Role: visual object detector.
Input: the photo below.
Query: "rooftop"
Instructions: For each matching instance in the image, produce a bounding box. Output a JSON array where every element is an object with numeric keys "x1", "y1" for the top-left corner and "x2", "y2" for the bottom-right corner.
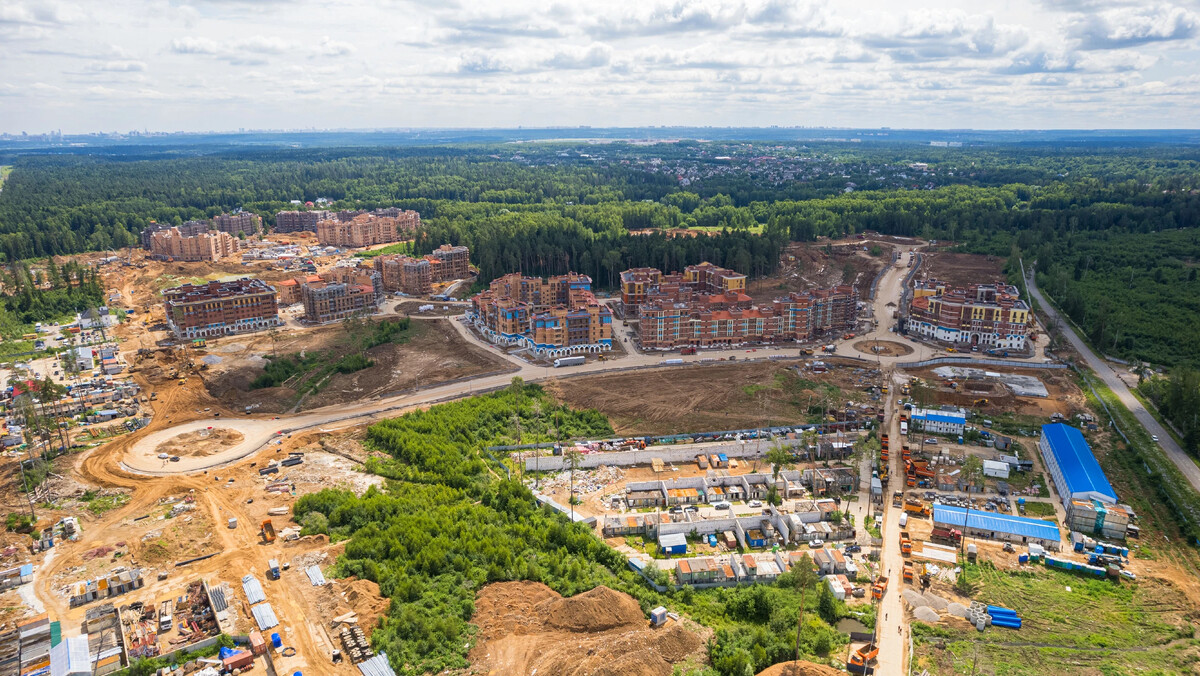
[
  {"x1": 1041, "y1": 423, "x2": 1117, "y2": 504},
  {"x1": 933, "y1": 504, "x2": 1060, "y2": 542}
]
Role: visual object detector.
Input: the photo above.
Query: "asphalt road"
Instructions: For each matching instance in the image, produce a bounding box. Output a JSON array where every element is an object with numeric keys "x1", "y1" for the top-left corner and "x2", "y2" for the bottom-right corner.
[{"x1": 1024, "y1": 265, "x2": 1200, "y2": 493}]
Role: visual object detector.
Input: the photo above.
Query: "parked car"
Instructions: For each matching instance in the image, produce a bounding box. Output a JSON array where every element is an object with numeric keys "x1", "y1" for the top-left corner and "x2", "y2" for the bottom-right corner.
[
  {"x1": 844, "y1": 544, "x2": 862, "y2": 554},
  {"x1": 809, "y1": 539, "x2": 825, "y2": 549},
  {"x1": 713, "y1": 501, "x2": 732, "y2": 510},
  {"x1": 668, "y1": 506, "x2": 683, "y2": 514},
  {"x1": 1151, "y1": 435, "x2": 1160, "y2": 442},
  {"x1": 748, "y1": 500, "x2": 763, "y2": 508}
]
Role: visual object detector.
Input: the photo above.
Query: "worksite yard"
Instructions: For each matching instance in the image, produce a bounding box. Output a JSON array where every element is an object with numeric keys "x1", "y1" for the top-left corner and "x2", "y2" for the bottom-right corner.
[
  {"x1": 746, "y1": 241, "x2": 893, "y2": 302},
  {"x1": 901, "y1": 365, "x2": 1085, "y2": 420},
  {"x1": 911, "y1": 562, "x2": 1200, "y2": 675},
  {"x1": 202, "y1": 317, "x2": 512, "y2": 413},
  {"x1": 546, "y1": 359, "x2": 882, "y2": 436},
  {"x1": 467, "y1": 581, "x2": 706, "y2": 676},
  {"x1": 915, "y1": 250, "x2": 1007, "y2": 288}
]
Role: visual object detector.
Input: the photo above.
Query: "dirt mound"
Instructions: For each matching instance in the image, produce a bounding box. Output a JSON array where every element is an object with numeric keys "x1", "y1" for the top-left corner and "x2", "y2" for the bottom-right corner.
[
  {"x1": 540, "y1": 585, "x2": 645, "y2": 632},
  {"x1": 470, "y1": 581, "x2": 705, "y2": 676},
  {"x1": 757, "y1": 661, "x2": 844, "y2": 676}
]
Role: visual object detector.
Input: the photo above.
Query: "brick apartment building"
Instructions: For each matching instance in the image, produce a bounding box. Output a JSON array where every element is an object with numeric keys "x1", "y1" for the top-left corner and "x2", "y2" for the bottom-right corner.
[
  {"x1": 620, "y1": 262, "x2": 748, "y2": 317},
  {"x1": 211, "y1": 212, "x2": 261, "y2": 236},
  {"x1": 300, "y1": 281, "x2": 379, "y2": 324},
  {"x1": 163, "y1": 278, "x2": 281, "y2": 339},
  {"x1": 315, "y1": 209, "x2": 421, "y2": 248},
  {"x1": 638, "y1": 286, "x2": 858, "y2": 349},
  {"x1": 468, "y1": 272, "x2": 612, "y2": 356},
  {"x1": 273, "y1": 274, "x2": 324, "y2": 305},
  {"x1": 140, "y1": 220, "x2": 210, "y2": 248},
  {"x1": 904, "y1": 280, "x2": 1032, "y2": 350},
  {"x1": 148, "y1": 227, "x2": 241, "y2": 262},
  {"x1": 373, "y1": 244, "x2": 472, "y2": 296},
  {"x1": 274, "y1": 210, "x2": 334, "y2": 233}
]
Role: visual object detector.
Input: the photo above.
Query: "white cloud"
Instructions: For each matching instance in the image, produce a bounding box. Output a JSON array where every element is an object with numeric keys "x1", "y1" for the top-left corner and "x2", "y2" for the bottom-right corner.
[
  {"x1": 1067, "y1": 5, "x2": 1199, "y2": 49},
  {"x1": 1, "y1": 0, "x2": 1198, "y2": 131}
]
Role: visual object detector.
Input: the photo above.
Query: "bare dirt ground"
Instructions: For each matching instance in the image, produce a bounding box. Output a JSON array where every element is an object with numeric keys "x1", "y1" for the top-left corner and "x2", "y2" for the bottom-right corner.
[
  {"x1": 756, "y1": 662, "x2": 843, "y2": 676},
  {"x1": 203, "y1": 318, "x2": 512, "y2": 413},
  {"x1": 468, "y1": 581, "x2": 706, "y2": 676},
  {"x1": 154, "y1": 428, "x2": 244, "y2": 458},
  {"x1": 905, "y1": 365, "x2": 1085, "y2": 419},
  {"x1": 747, "y1": 241, "x2": 892, "y2": 302},
  {"x1": 545, "y1": 360, "x2": 880, "y2": 435},
  {"x1": 854, "y1": 340, "x2": 913, "y2": 357},
  {"x1": 916, "y1": 250, "x2": 1007, "y2": 288}
]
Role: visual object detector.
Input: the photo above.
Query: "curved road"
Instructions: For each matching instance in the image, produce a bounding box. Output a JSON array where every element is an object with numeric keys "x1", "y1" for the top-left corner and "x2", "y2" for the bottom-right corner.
[{"x1": 1023, "y1": 263, "x2": 1200, "y2": 493}]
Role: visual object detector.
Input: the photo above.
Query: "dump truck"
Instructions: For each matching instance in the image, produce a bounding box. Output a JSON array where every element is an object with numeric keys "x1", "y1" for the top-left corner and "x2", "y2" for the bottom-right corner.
[
  {"x1": 848, "y1": 643, "x2": 879, "y2": 669},
  {"x1": 261, "y1": 520, "x2": 277, "y2": 544},
  {"x1": 900, "y1": 531, "x2": 912, "y2": 556},
  {"x1": 872, "y1": 576, "x2": 888, "y2": 600},
  {"x1": 904, "y1": 499, "x2": 930, "y2": 517},
  {"x1": 881, "y1": 384, "x2": 889, "y2": 394},
  {"x1": 892, "y1": 491, "x2": 903, "y2": 508},
  {"x1": 903, "y1": 561, "x2": 914, "y2": 583},
  {"x1": 931, "y1": 527, "x2": 962, "y2": 545},
  {"x1": 268, "y1": 559, "x2": 281, "y2": 580}
]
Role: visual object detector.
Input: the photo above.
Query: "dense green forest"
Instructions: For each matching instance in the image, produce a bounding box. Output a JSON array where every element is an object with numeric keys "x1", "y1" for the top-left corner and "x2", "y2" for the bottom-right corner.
[
  {"x1": 0, "y1": 258, "x2": 104, "y2": 340},
  {"x1": 293, "y1": 381, "x2": 855, "y2": 675}
]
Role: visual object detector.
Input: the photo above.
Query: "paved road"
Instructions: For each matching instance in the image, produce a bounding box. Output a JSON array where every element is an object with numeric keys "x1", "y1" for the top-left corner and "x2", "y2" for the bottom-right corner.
[{"x1": 1024, "y1": 264, "x2": 1200, "y2": 493}]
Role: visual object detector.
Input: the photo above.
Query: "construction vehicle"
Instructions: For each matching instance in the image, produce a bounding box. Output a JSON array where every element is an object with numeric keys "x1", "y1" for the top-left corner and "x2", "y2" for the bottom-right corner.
[
  {"x1": 802, "y1": 348, "x2": 814, "y2": 355},
  {"x1": 903, "y1": 561, "x2": 914, "y2": 583},
  {"x1": 892, "y1": 491, "x2": 903, "y2": 508},
  {"x1": 158, "y1": 599, "x2": 173, "y2": 633},
  {"x1": 973, "y1": 398, "x2": 989, "y2": 407},
  {"x1": 268, "y1": 558, "x2": 281, "y2": 580},
  {"x1": 900, "y1": 384, "x2": 911, "y2": 395},
  {"x1": 900, "y1": 531, "x2": 912, "y2": 556},
  {"x1": 261, "y1": 520, "x2": 277, "y2": 544},
  {"x1": 871, "y1": 576, "x2": 888, "y2": 600},
  {"x1": 904, "y1": 499, "x2": 931, "y2": 517},
  {"x1": 931, "y1": 527, "x2": 962, "y2": 545},
  {"x1": 848, "y1": 643, "x2": 879, "y2": 670}
]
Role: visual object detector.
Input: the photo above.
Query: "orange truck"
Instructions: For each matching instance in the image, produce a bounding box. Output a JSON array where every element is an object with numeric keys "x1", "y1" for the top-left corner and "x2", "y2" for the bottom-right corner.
[
  {"x1": 872, "y1": 576, "x2": 888, "y2": 600},
  {"x1": 903, "y1": 561, "x2": 914, "y2": 583},
  {"x1": 261, "y1": 520, "x2": 276, "y2": 544},
  {"x1": 900, "y1": 531, "x2": 912, "y2": 556},
  {"x1": 904, "y1": 499, "x2": 931, "y2": 517},
  {"x1": 849, "y1": 643, "x2": 879, "y2": 668}
]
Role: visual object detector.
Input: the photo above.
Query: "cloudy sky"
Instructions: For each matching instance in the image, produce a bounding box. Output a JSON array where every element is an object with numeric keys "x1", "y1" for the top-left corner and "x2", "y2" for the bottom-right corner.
[{"x1": 2, "y1": 0, "x2": 1199, "y2": 133}]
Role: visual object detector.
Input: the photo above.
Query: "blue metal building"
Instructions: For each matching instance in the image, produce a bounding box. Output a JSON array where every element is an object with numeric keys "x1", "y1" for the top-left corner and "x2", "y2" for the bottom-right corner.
[
  {"x1": 933, "y1": 504, "x2": 1062, "y2": 549},
  {"x1": 1038, "y1": 423, "x2": 1117, "y2": 508}
]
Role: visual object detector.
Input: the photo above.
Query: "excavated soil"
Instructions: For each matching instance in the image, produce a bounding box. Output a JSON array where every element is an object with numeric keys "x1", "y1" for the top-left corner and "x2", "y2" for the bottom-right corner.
[
  {"x1": 154, "y1": 428, "x2": 244, "y2": 457},
  {"x1": 469, "y1": 581, "x2": 704, "y2": 676},
  {"x1": 756, "y1": 661, "x2": 844, "y2": 676}
]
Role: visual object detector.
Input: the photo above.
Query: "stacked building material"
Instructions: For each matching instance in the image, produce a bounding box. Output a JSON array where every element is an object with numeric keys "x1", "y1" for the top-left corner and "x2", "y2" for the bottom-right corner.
[{"x1": 339, "y1": 625, "x2": 373, "y2": 664}]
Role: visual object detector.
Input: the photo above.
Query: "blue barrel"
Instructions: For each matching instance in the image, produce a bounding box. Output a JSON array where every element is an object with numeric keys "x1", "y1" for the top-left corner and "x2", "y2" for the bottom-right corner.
[{"x1": 271, "y1": 632, "x2": 282, "y2": 648}]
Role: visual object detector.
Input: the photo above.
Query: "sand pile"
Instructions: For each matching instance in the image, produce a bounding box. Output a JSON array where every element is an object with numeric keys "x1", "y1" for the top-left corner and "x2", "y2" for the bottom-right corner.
[
  {"x1": 541, "y1": 585, "x2": 646, "y2": 632},
  {"x1": 757, "y1": 661, "x2": 844, "y2": 676}
]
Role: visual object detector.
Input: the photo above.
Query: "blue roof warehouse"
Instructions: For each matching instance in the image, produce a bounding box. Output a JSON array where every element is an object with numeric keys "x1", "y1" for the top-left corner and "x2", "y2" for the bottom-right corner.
[
  {"x1": 933, "y1": 504, "x2": 1062, "y2": 550},
  {"x1": 1038, "y1": 423, "x2": 1130, "y2": 539}
]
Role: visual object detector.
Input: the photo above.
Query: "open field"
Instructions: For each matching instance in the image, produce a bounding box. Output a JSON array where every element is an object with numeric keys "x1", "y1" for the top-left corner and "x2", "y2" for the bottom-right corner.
[
  {"x1": 912, "y1": 562, "x2": 1200, "y2": 675},
  {"x1": 545, "y1": 359, "x2": 882, "y2": 435}
]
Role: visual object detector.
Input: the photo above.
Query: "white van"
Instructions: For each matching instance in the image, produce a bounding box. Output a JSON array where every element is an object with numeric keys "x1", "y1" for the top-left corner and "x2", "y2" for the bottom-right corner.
[{"x1": 899, "y1": 512, "x2": 909, "y2": 527}]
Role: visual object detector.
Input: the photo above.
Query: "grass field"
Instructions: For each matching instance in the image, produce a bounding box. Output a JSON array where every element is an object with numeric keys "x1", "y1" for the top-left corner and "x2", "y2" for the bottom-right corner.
[
  {"x1": 1020, "y1": 501, "x2": 1056, "y2": 518},
  {"x1": 912, "y1": 563, "x2": 1200, "y2": 675}
]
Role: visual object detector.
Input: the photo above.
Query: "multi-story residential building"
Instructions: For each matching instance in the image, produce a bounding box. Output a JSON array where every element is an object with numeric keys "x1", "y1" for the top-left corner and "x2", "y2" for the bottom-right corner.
[
  {"x1": 904, "y1": 280, "x2": 1032, "y2": 350},
  {"x1": 140, "y1": 220, "x2": 210, "y2": 248},
  {"x1": 374, "y1": 255, "x2": 432, "y2": 296},
  {"x1": 163, "y1": 278, "x2": 281, "y2": 339},
  {"x1": 274, "y1": 210, "x2": 333, "y2": 233},
  {"x1": 301, "y1": 281, "x2": 378, "y2": 324},
  {"x1": 316, "y1": 210, "x2": 420, "y2": 248},
  {"x1": 620, "y1": 262, "x2": 747, "y2": 316},
  {"x1": 322, "y1": 266, "x2": 383, "y2": 298},
  {"x1": 427, "y1": 244, "x2": 471, "y2": 280},
  {"x1": 467, "y1": 272, "x2": 612, "y2": 356},
  {"x1": 211, "y1": 212, "x2": 261, "y2": 237},
  {"x1": 273, "y1": 274, "x2": 324, "y2": 305},
  {"x1": 638, "y1": 286, "x2": 858, "y2": 349},
  {"x1": 148, "y1": 228, "x2": 241, "y2": 262}
]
